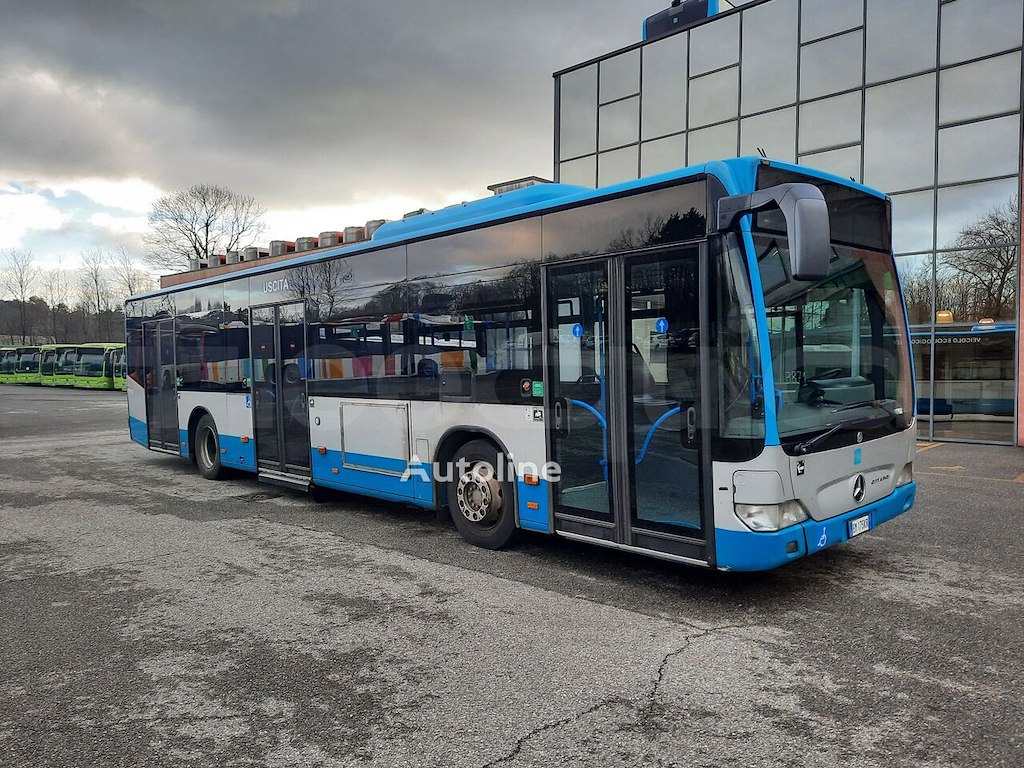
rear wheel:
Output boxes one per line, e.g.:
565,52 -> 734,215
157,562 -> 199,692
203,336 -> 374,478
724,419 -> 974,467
195,413 -> 224,480
446,440 -> 517,550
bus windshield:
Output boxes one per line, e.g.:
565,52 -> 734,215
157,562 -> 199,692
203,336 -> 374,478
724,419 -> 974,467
753,178 -> 913,452
76,348 -> 107,377
16,349 -> 39,372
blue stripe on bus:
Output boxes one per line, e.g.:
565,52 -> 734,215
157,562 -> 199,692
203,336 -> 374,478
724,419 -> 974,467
311,449 -> 434,506
516,478 -> 551,533
715,483 -> 916,572
220,435 -> 256,471
179,429 -> 189,457
129,416 -> 148,446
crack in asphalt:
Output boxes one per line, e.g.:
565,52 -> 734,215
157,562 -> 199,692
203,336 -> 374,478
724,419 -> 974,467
479,622 -> 749,768
478,696 -> 632,768
642,623 -> 748,718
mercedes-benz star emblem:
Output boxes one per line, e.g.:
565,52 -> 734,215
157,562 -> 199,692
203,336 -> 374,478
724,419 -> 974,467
852,474 -> 866,503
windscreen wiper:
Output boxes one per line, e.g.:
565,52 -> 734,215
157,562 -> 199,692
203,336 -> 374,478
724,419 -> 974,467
793,412 -> 891,455
831,399 -> 909,429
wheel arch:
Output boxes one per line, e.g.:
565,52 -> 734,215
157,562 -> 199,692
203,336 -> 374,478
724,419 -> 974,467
432,426 -> 517,513
186,406 -> 212,463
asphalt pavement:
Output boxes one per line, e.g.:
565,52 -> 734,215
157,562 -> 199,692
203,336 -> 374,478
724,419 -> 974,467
1,384 -> 1022,767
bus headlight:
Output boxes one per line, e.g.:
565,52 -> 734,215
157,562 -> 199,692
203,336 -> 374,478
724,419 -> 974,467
735,500 -> 808,532
896,463 -> 914,487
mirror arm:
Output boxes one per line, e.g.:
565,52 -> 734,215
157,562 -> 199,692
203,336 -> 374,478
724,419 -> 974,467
715,182 -> 832,281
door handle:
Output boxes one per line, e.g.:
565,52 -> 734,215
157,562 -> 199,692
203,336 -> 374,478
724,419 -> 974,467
553,397 -> 569,438
682,405 -> 697,447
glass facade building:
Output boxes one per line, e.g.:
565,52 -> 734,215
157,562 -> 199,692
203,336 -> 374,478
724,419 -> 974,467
554,0 -> 1023,446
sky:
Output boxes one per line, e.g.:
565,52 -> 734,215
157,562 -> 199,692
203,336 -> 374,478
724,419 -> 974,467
0,0 -> 677,275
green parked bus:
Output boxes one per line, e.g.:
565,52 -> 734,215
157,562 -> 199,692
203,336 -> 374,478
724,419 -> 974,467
0,347 -> 16,384
39,344 -> 79,386
72,343 -> 124,390
12,346 -> 42,384
110,346 -> 127,391
53,345 -> 81,386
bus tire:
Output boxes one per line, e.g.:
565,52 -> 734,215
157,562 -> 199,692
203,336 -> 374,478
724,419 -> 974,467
447,439 -> 517,550
195,414 -> 224,481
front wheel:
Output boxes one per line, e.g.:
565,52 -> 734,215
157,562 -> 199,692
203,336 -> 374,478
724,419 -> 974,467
195,413 -> 224,480
446,440 -> 518,550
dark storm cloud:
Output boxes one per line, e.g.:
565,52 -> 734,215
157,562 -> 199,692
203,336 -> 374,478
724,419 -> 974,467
0,0 -> 667,207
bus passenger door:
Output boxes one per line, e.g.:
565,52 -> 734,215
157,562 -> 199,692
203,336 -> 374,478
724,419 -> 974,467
544,249 -> 709,564
144,320 -> 179,451
545,260 -> 617,538
251,302 -> 311,482
623,249 -> 707,558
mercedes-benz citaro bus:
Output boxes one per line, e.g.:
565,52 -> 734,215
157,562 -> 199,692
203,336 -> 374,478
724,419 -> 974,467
125,158 -> 917,572
52,346 -> 80,386
39,343 -> 78,386
72,343 -> 124,390
0,346 -> 16,384
12,346 -> 41,384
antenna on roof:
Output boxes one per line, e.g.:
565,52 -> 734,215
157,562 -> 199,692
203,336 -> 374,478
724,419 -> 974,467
757,147 -> 768,159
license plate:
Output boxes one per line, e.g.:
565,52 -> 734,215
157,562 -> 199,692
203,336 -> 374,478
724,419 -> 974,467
848,514 -> 872,538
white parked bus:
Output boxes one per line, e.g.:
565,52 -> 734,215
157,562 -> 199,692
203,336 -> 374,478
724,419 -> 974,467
126,158 -> 917,571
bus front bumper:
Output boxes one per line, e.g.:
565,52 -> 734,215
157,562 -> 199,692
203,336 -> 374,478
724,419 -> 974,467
715,483 -> 917,572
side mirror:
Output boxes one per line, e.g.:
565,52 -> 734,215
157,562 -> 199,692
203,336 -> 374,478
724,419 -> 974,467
716,182 -> 831,281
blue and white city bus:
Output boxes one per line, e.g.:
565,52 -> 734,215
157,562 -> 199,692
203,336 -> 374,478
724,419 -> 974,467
125,158 -> 917,571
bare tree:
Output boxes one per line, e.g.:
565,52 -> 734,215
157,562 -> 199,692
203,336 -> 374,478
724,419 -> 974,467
144,183 -> 266,273
937,196 -> 1020,322
290,259 -> 355,318
41,264 -> 72,342
109,246 -> 154,299
0,249 -> 39,342
78,249 -> 112,338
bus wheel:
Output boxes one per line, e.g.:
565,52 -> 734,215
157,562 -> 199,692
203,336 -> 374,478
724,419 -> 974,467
195,414 -> 224,481
447,440 -> 517,550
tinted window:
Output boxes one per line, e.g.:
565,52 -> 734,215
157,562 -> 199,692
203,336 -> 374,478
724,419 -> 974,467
559,156 -> 597,188
77,348 -> 106,377
939,52 -> 1022,126
407,220 -> 541,279
740,108 -> 796,163
307,263 -> 542,406
641,31 -> 688,141
801,0 -> 862,42
799,92 -> 862,154
757,166 -> 891,252
688,67 -> 739,128
598,96 -> 640,151
687,121 -> 738,165
938,116 -> 1021,186
740,0 -> 798,115
599,50 -> 640,103
866,0 -> 937,84
598,146 -> 639,187
689,12 -> 739,75
640,134 -> 687,177
144,294 -> 175,322
800,30 -> 864,101
543,183 -> 707,261
863,74 -> 937,193
940,0 -> 1023,67
559,65 -> 598,160
176,284 -> 228,392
